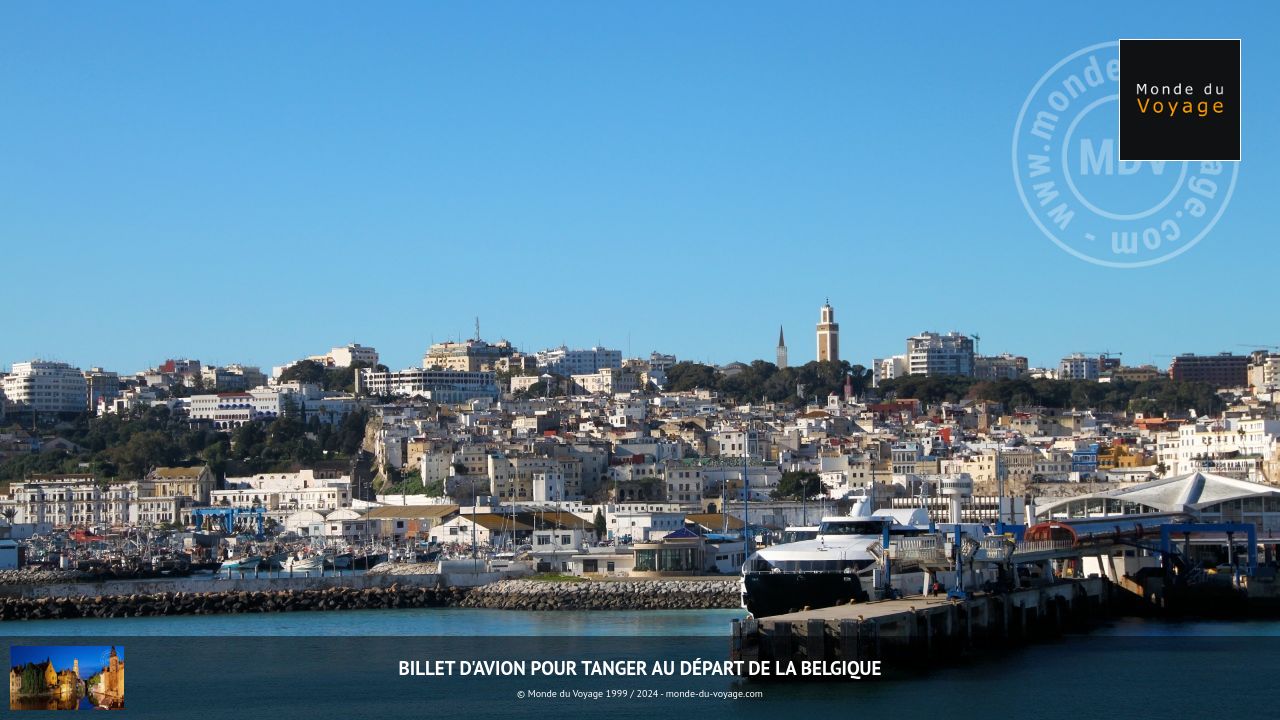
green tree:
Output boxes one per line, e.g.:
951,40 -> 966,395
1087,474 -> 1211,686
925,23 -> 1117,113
593,508 -> 607,537
772,471 -> 825,500
664,362 -> 719,392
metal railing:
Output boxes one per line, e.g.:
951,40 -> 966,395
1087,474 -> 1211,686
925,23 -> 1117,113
1012,539 -> 1075,555
889,536 -> 948,566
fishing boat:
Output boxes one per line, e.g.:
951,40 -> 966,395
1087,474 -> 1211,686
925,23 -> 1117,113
279,553 -> 325,573
219,555 -> 262,574
349,550 -> 387,570
150,552 -> 192,576
264,550 -> 291,570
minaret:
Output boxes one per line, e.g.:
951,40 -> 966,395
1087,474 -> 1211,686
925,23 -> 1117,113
816,299 -> 840,363
776,326 -> 788,369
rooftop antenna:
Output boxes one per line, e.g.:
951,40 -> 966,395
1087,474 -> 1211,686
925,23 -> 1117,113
475,317 -> 481,342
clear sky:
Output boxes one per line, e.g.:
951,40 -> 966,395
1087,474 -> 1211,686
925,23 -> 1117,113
2,2 -> 1275,373
10,645 -> 123,678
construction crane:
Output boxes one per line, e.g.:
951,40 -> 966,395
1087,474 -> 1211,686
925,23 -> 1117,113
1073,350 -> 1123,360
970,333 -> 981,356
1237,344 -> 1280,351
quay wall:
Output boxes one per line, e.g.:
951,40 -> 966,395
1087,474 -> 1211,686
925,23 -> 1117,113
731,577 -> 1114,673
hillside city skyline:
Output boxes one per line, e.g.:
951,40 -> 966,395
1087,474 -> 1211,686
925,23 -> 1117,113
4,300 -> 1273,379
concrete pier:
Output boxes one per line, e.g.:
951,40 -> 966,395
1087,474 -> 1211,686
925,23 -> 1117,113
731,578 -> 1111,672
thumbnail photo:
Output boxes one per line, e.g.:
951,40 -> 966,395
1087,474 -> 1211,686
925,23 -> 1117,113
9,646 -> 124,711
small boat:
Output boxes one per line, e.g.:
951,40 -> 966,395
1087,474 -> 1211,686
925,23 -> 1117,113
151,553 -> 192,576
220,555 -> 262,574
325,552 -> 352,570
349,551 -> 387,569
279,553 -> 325,573
264,550 -> 291,570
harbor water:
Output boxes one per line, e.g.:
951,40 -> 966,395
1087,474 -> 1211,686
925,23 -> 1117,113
5,608 -> 1278,719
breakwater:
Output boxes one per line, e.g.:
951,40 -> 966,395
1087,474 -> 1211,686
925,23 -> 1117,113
459,579 -> 741,611
0,568 -> 87,586
0,584 -> 465,620
0,577 -> 741,620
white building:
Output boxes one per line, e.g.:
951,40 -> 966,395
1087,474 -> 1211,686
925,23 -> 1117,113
608,508 -> 685,542
1058,353 -> 1101,381
220,470 -> 353,512
320,507 -> 370,542
354,368 -> 498,403
648,352 -> 677,374
1164,417 -> 1280,480
324,344 -> 379,368
906,332 -> 974,377
1035,471 -> 1280,534
1249,353 -> 1280,392
3,360 -> 88,413
186,388 -> 290,429
274,344 -> 380,379
186,385 -> 355,429
571,368 -> 638,395
3,474 -> 195,527
534,346 -> 622,376
873,355 -> 909,385
663,465 -> 705,504
532,471 -> 566,503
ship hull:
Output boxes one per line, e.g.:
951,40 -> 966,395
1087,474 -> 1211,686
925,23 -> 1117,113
741,572 -> 869,618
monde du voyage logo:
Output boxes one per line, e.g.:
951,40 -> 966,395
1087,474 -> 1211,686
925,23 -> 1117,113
1012,40 -> 1240,268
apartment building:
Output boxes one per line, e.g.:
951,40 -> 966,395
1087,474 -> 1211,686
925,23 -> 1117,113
906,332 -> 975,377
3,360 -> 88,413
423,339 -> 514,372
534,346 -> 622,376
354,368 -> 499,402
1168,353 -> 1249,388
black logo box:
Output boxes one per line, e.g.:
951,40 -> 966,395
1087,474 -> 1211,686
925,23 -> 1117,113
1119,39 -> 1240,161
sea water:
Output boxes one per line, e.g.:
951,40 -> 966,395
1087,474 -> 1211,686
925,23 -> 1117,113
4,609 -> 1277,719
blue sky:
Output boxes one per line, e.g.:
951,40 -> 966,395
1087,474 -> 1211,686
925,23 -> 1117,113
10,645 -> 122,678
1,2 -> 1275,373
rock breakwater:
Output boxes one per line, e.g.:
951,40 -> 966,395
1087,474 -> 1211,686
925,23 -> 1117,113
459,579 -> 740,611
0,577 -> 741,620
